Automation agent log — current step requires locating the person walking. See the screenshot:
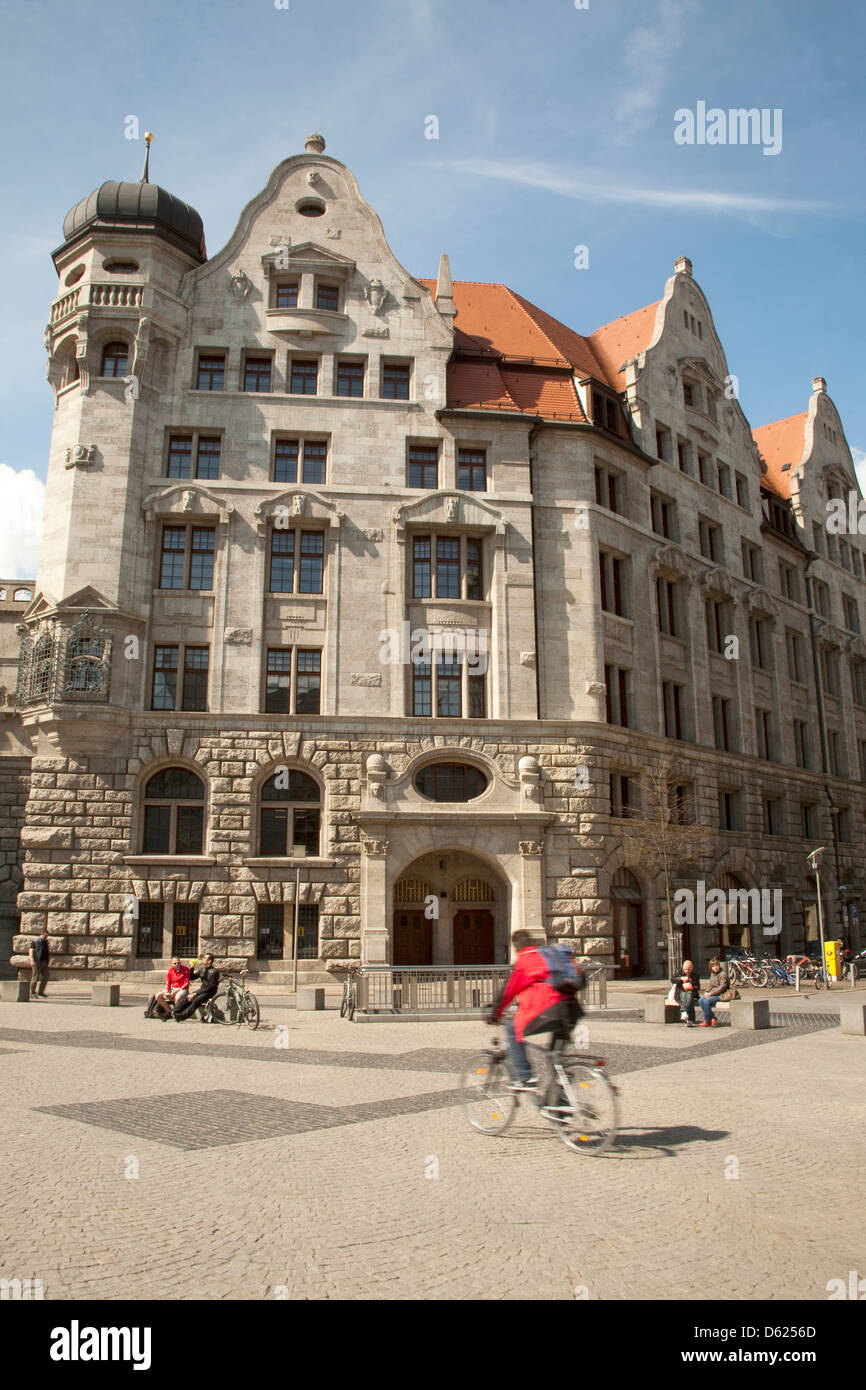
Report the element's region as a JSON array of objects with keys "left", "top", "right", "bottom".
[
  {"left": 28, "top": 929, "right": 51, "bottom": 998},
  {"left": 699, "top": 957, "right": 729, "bottom": 1026}
]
